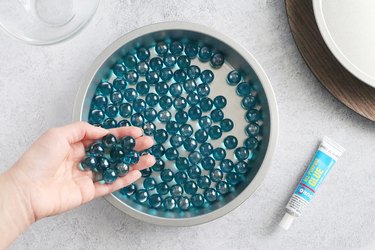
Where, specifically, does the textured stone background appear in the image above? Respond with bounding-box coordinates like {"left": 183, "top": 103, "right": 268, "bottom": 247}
{"left": 1, "top": 0, "right": 374, "bottom": 249}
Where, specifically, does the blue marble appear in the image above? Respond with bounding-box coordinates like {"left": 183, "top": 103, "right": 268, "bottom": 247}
{"left": 163, "top": 54, "right": 177, "bottom": 68}
{"left": 163, "top": 196, "right": 176, "bottom": 210}
{"left": 213, "top": 147, "right": 226, "bottom": 161}
{"left": 226, "top": 172, "right": 240, "bottom": 186}
{"left": 237, "top": 82, "right": 252, "bottom": 96}
{"left": 201, "top": 156, "right": 215, "bottom": 170}
{"left": 198, "top": 116, "right": 212, "bottom": 129}
{"left": 143, "top": 177, "right": 156, "bottom": 190}
{"left": 197, "top": 175, "right": 211, "bottom": 189}
{"left": 151, "top": 158, "right": 165, "bottom": 172}
{"left": 188, "top": 106, "right": 202, "bottom": 120}
{"left": 136, "top": 61, "right": 149, "bottom": 76}
{"left": 227, "top": 70, "right": 241, "bottom": 85}
{"left": 96, "top": 157, "right": 110, "bottom": 172}
{"left": 80, "top": 156, "right": 97, "bottom": 171}
{"left": 198, "top": 46, "right": 212, "bottom": 62}
{"left": 136, "top": 81, "right": 150, "bottom": 95}
{"left": 123, "top": 54, "right": 137, "bottom": 69}
{"left": 159, "top": 95, "right": 173, "bottom": 109}
{"left": 143, "top": 122, "right": 156, "bottom": 136}
{"left": 170, "top": 41, "right": 183, "bottom": 55}
{"left": 244, "top": 137, "right": 259, "bottom": 150}
{"left": 170, "top": 134, "right": 184, "bottom": 148}
{"left": 121, "top": 136, "right": 135, "bottom": 150}
{"left": 210, "top": 52, "right": 225, "bottom": 68}
{"left": 175, "top": 110, "right": 189, "bottom": 124}
{"left": 200, "top": 97, "right": 213, "bottom": 112}
{"left": 235, "top": 161, "right": 249, "bottom": 174}
{"left": 210, "top": 109, "right": 224, "bottom": 122}
{"left": 199, "top": 142, "right": 213, "bottom": 156}
{"left": 183, "top": 79, "right": 197, "bottom": 93}
{"left": 149, "top": 57, "right": 163, "bottom": 71}
{"left": 184, "top": 43, "right": 198, "bottom": 58}
{"left": 154, "top": 129, "right": 168, "bottom": 144}
{"left": 118, "top": 119, "right": 131, "bottom": 127}
{"left": 195, "top": 129, "right": 208, "bottom": 143}
{"left": 110, "top": 146, "right": 125, "bottom": 162}
{"left": 187, "top": 92, "right": 200, "bottom": 106}
{"left": 188, "top": 151, "right": 202, "bottom": 165}
{"left": 245, "top": 109, "right": 261, "bottom": 122}
{"left": 174, "top": 171, "right": 188, "bottom": 185}
{"left": 110, "top": 91, "right": 123, "bottom": 105}
{"left": 119, "top": 103, "right": 132, "bottom": 118}
{"left": 173, "top": 69, "right": 187, "bottom": 83}
{"left": 170, "top": 184, "right": 183, "bottom": 197}
{"left": 165, "top": 121, "right": 179, "bottom": 135}
{"left": 124, "top": 88, "right": 138, "bottom": 102}
{"left": 101, "top": 133, "right": 117, "bottom": 148}
{"left": 136, "top": 47, "right": 150, "bottom": 61}
{"left": 155, "top": 41, "right": 169, "bottom": 56}
{"left": 149, "top": 144, "right": 165, "bottom": 158}
{"left": 124, "top": 150, "right": 140, "bottom": 165}
{"left": 177, "top": 55, "right": 191, "bottom": 69}
{"left": 105, "top": 104, "right": 118, "bottom": 118}
{"left": 245, "top": 123, "right": 260, "bottom": 136}
{"left": 119, "top": 183, "right": 137, "bottom": 196}
{"left": 169, "top": 83, "right": 183, "bottom": 97}
{"left": 145, "top": 93, "right": 159, "bottom": 107}
{"left": 184, "top": 181, "right": 198, "bottom": 195}
{"left": 208, "top": 125, "right": 222, "bottom": 140}
{"left": 141, "top": 168, "right": 152, "bottom": 177}
{"left": 102, "top": 118, "right": 117, "bottom": 129}
{"left": 200, "top": 70, "right": 214, "bottom": 84}
{"left": 125, "top": 70, "right": 139, "bottom": 84}
{"left": 220, "top": 159, "right": 234, "bottom": 173}
{"left": 179, "top": 124, "right": 193, "bottom": 138}
{"left": 213, "top": 95, "right": 227, "bottom": 109}
{"left": 183, "top": 138, "right": 198, "bottom": 152}
{"left": 196, "top": 83, "right": 210, "bottom": 97}
{"left": 187, "top": 165, "right": 201, "bottom": 179}
{"left": 175, "top": 157, "right": 189, "bottom": 171}
{"left": 149, "top": 193, "right": 162, "bottom": 208}
{"left": 159, "top": 68, "right": 173, "bottom": 81}
{"left": 216, "top": 181, "right": 229, "bottom": 195}
{"left": 165, "top": 147, "right": 179, "bottom": 161}
{"left": 204, "top": 188, "right": 217, "bottom": 202}
{"left": 102, "top": 168, "right": 118, "bottom": 184}
{"left": 130, "top": 113, "right": 144, "bottom": 127}
{"left": 220, "top": 118, "right": 234, "bottom": 132}
{"left": 160, "top": 169, "right": 174, "bottom": 182}
{"left": 224, "top": 135, "right": 238, "bottom": 149}
{"left": 133, "top": 99, "right": 146, "bottom": 113}
{"left": 98, "top": 81, "right": 113, "bottom": 96}
{"left": 156, "top": 182, "right": 169, "bottom": 195}
{"left": 178, "top": 196, "right": 190, "bottom": 210}
{"left": 187, "top": 65, "right": 201, "bottom": 79}
{"left": 144, "top": 107, "right": 157, "bottom": 122}
{"left": 145, "top": 71, "right": 159, "bottom": 85}
{"left": 113, "top": 78, "right": 127, "bottom": 91}
{"left": 155, "top": 81, "right": 169, "bottom": 96}
{"left": 191, "top": 194, "right": 205, "bottom": 207}
{"left": 173, "top": 96, "right": 187, "bottom": 110}
{"left": 210, "top": 169, "right": 223, "bottom": 182}
{"left": 242, "top": 95, "right": 256, "bottom": 109}
{"left": 158, "top": 110, "right": 172, "bottom": 123}
{"left": 135, "top": 189, "right": 149, "bottom": 203}
{"left": 113, "top": 63, "right": 126, "bottom": 77}
{"left": 92, "top": 95, "right": 107, "bottom": 109}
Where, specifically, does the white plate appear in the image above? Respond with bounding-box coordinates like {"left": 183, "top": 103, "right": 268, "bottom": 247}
{"left": 313, "top": 0, "right": 375, "bottom": 88}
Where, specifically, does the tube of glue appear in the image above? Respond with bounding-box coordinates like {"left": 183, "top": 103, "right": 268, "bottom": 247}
{"left": 279, "top": 136, "right": 345, "bottom": 230}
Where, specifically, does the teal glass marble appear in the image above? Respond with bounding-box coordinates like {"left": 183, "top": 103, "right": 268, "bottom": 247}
{"left": 118, "top": 119, "right": 131, "bottom": 127}
{"left": 163, "top": 54, "right": 177, "bottom": 68}
{"left": 191, "top": 194, "right": 204, "bottom": 207}
{"left": 204, "top": 188, "right": 217, "bottom": 202}
{"left": 183, "top": 79, "right": 197, "bottom": 93}
{"left": 224, "top": 135, "right": 238, "bottom": 149}
{"left": 196, "top": 83, "right": 210, "bottom": 97}
{"left": 220, "top": 118, "right": 234, "bottom": 132}
{"left": 159, "top": 68, "right": 173, "bottom": 81}
{"left": 154, "top": 129, "right": 168, "bottom": 144}
{"left": 242, "top": 95, "right": 256, "bottom": 109}
{"left": 135, "top": 189, "right": 149, "bottom": 203}
{"left": 130, "top": 113, "right": 144, "bottom": 127}
{"left": 213, "top": 95, "right": 227, "bottom": 109}
{"left": 113, "top": 63, "right": 126, "bottom": 77}
{"left": 200, "top": 97, "right": 213, "bottom": 112}
{"left": 143, "top": 122, "right": 156, "bottom": 136}
{"left": 173, "top": 96, "right": 187, "bottom": 110}
{"left": 198, "top": 46, "right": 212, "bottom": 62}
{"left": 149, "top": 57, "right": 163, "bottom": 71}
{"left": 198, "top": 116, "right": 212, "bottom": 129}
{"left": 113, "top": 78, "right": 127, "bottom": 91}
{"left": 184, "top": 180, "right": 198, "bottom": 195}
{"left": 208, "top": 125, "right": 222, "bottom": 140}
{"left": 213, "top": 147, "right": 226, "bottom": 161}
{"left": 210, "top": 109, "right": 224, "bottom": 122}
{"left": 170, "top": 184, "right": 183, "bottom": 197}
{"left": 159, "top": 95, "right": 173, "bottom": 109}
{"left": 125, "top": 70, "right": 139, "bottom": 84}
{"left": 156, "top": 182, "right": 169, "bottom": 195}
{"left": 235, "top": 161, "right": 249, "bottom": 174}
{"left": 210, "top": 52, "right": 225, "bottom": 68}
{"left": 145, "top": 71, "right": 159, "bottom": 85}
{"left": 184, "top": 43, "right": 198, "bottom": 58}
{"left": 187, "top": 92, "right": 200, "bottom": 106}
{"left": 97, "top": 81, "right": 113, "bottom": 95}
{"left": 175, "top": 110, "right": 188, "bottom": 124}
{"left": 124, "top": 150, "right": 140, "bottom": 165}
{"left": 244, "top": 137, "right": 259, "bottom": 150}
{"left": 152, "top": 159, "right": 165, "bottom": 172}
{"left": 155, "top": 81, "right": 169, "bottom": 96}
{"left": 165, "top": 121, "right": 179, "bottom": 135}
{"left": 124, "top": 88, "right": 138, "bottom": 102}
{"left": 149, "top": 193, "right": 162, "bottom": 208}
{"left": 220, "top": 159, "right": 234, "bottom": 173}
{"left": 158, "top": 110, "right": 172, "bottom": 123}
{"left": 144, "top": 108, "right": 157, "bottom": 122}
{"left": 199, "top": 142, "right": 213, "bottom": 156}
{"left": 123, "top": 54, "right": 137, "bottom": 69}
{"left": 174, "top": 171, "right": 188, "bottom": 185}
{"left": 110, "top": 146, "right": 125, "bottom": 162}
{"left": 245, "top": 109, "right": 260, "bottom": 122}
{"left": 187, "top": 165, "right": 201, "bottom": 179}
{"left": 170, "top": 134, "right": 184, "bottom": 147}
{"left": 175, "top": 157, "right": 189, "bottom": 170}
{"left": 183, "top": 138, "right": 198, "bottom": 152}
{"left": 188, "top": 151, "right": 202, "bottom": 165}
{"left": 80, "top": 156, "right": 97, "bottom": 171}
{"left": 160, "top": 169, "right": 174, "bottom": 182}
{"left": 227, "top": 70, "right": 241, "bottom": 85}
{"left": 103, "top": 168, "right": 118, "bottom": 184}
{"left": 119, "top": 103, "right": 132, "bottom": 118}
{"left": 197, "top": 175, "right": 211, "bottom": 189}
{"left": 216, "top": 181, "right": 229, "bottom": 195}
{"left": 103, "top": 118, "right": 117, "bottom": 129}
{"left": 177, "top": 55, "right": 191, "bottom": 69}
{"left": 143, "top": 177, "right": 156, "bottom": 190}
{"left": 188, "top": 106, "right": 202, "bottom": 120}
{"left": 226, "top": 172, "right": 239, "bottom": 185}
{"left": 121, "top": 136, "right": 135, "bottom": 150}
{"left": 141, "top": 168, "right": 152, "bottom": 177}
{"left": 173, "top": 69, "right": 187, "bottom": 83}
{"left": 179, "top": 124, "right": 193, "bottom": 137}
{"left": 178, "top": 196, "right": 190, "bottom": 210}
{"left": 187, "top": 65, "right": 201, "bottom": 79}
{"left": 195, "top": 129, "right": 208, "bottom": 143}
{"left": 170, "top": 41, "right": 183, "bottom": 55}
{"left": 133, "top": 99, "right": 146, "bottom": 113}
{"left": 149, "top": 144, "right": 165, "bottom": 158}
{"left": 245, "top": 123, "right": 260, "bottom": 136}
{"left": 145, "top": 93, "right": 159, "bottom": 107}
{"left": 136, "top": 81, "right": 150, "bottom": 95}
{"left": 237, "top": 82, "right": 252, "bottom": 96}
{"left": 105, "top": 105, "right": 118, "bottom": 118}
{"left": 210, "top": 168, "right": 223, "bottom": 182}
{"left": 200, "top": 70, "right": 214, "bottom": 84}
{"left": 169, "top": 83, "right": 183, "bottom": 97}
{"left": 163, "top": 196, "right": 176, "bottom": 210}
{"left": 136, "top": 61, "right": 149, "bottom": 76}
{"left": 165, "top": 147, "right": 179, "bottom": 161}
{"left": 92, "top": 95, "right": 107, "bottom": 109}
{"left": 110, "top": 91, "right": 123, "bottom": 105}
{"left": 136, "top": 47, "right": 150, "bottom": 61}
{"left": 155, "top": 41, "right": 168, "bottom": 56}
{"left": 120, "top": 183, "right": 136, "bottom": 196}
{"left": 201, "top": 156, "right": 215, "bottom": 170}
{"left": 97, "top": 157, "right": 110, "bottom": 172}
{"left": 89, "top": 109, "right": 104, "bottom": 124}
{"left": 116, "top": 162, "right": 129, "bottom": 176}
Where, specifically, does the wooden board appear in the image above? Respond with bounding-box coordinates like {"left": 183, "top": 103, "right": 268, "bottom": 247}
{"left": 285, "top": 0, "right": 375, "bottom": 121}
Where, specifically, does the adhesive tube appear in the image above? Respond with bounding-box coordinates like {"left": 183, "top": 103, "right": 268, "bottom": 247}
{"left": 279, "top": 136, "right": 345, "bottom": 230}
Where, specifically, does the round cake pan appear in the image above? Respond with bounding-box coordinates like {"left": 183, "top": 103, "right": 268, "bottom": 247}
{"left": 73, "top": 22, "right": 278, "bottom": 226}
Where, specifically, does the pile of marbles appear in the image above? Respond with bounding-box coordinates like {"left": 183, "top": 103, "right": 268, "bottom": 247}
{"left": 86, "top": 39, "right": 262, "bottom": 211}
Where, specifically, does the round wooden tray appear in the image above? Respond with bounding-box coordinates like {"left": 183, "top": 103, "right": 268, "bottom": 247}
{"left": 285, "top": 0, "right": 375, "bottom": 121}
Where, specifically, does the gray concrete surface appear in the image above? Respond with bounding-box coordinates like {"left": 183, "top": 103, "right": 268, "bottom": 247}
{"left": 1, "top": 0, "right": 374, "bottom": 249}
